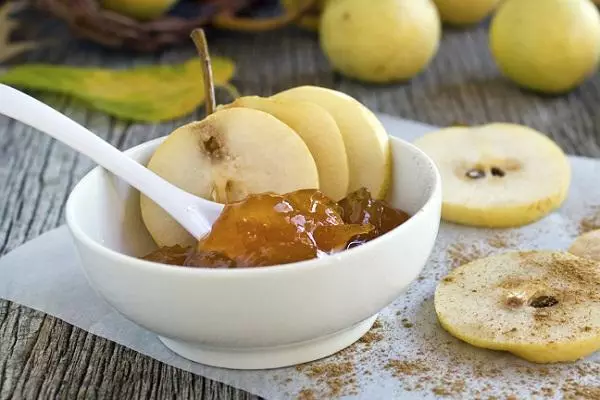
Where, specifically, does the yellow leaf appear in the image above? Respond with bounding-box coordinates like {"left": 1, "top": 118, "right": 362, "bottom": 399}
{"left": 0, "top": 58, "right": 236, "bottom": 122}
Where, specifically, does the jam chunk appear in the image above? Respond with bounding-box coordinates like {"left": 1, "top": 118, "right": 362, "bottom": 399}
{"left": 141, "top": 188, "right": 410, "bottom": 269}
{"left": 142, "top": 245, "right": 193, "bottom": 266}
{"left": 190, "top": 189, "right": 373, "bottom": 268}
{"left": 183, "top": 250, "right": 236, "bottom": 268}
{"left": 338, "top": 188, "right": 410, "bottom": 248}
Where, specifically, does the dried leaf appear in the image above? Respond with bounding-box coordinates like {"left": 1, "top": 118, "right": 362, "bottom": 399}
{"left": 0, "top": 2, "right": 40, "bottom": 63}
{"left": 0, "top": 58, "right": 237, "bottom": 122}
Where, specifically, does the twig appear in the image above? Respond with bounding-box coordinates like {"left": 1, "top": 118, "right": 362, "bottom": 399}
{"left": 190, "top": 28, "right": 215, "bottom": 116}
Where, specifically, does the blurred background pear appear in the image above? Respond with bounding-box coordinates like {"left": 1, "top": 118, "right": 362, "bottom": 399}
{"left": 319, "top": 0, "right": 441, "bottom": 83}
{"left": 433, "top": 0, "right": 501, "bottom": 25}
{"left": 490, "top": 0, "right": 600, "bottom": 94}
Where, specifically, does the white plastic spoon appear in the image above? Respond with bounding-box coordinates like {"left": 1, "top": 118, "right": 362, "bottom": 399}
{"left": 0, "top": 83, "right": 224, "bottom": 239}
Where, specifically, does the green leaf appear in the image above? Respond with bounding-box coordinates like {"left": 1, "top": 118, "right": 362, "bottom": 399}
{"left": 0, "top": 58, "right": 236, "bottom": 122}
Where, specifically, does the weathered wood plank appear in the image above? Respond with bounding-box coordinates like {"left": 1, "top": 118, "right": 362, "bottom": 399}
{"left": 1, "top": 11, "right": 600, "bottom": 400}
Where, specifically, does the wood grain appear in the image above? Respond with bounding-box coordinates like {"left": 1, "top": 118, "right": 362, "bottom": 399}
{"left": 1, "top": 12, "right": 600, "bottom": 400}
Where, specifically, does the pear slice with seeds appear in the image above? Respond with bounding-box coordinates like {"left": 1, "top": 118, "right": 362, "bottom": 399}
{"left": 414, "top": 123, "right": 570, "bottom": 227}
{"left": 273, "top": 86, "right": 391, "bottom": 199}
{"left": 569, "top": 230, "right": 600, "bottom": 262}
{"left": 435, "top": 251, "right": 600, "bottom": 363}
{"left": 222, "top": 95, "right": 350, "bottom": 201}
{"left": 140, "top": 107, "right": 319, "bottom": 247}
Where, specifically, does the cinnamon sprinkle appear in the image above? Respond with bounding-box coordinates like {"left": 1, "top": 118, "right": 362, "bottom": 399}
{"left": 487, "top": 232, "right": 520, "bottom": 249}
{"left": 296, "top": 361, "right": 355, "bottom": 397}
{"left": 401, "top": 318, "right": 414, "bottom": 328}
{"left": 446, "top": 243, "right": 492, "bottom": 268}
{"left": 303, "top": 362, "right": 354, "bottom": 379}
{"left": 294, "top": 319, "right": 389, "bottom": 397}
{"left": 563, "top": 383, "right": 600, "bottom": 400}
{"left": 432, "top": 379, "right": 465, "bottom": 397}
{"left": 385, "top": 359, "right": 430, "bottom": 377}
{"left": 359, "top": 331, "right": 383, "bottom": 345}
{"left": 447, "top": 233, "right": 520, "bottom": 269}
{"left": 296, "top": 389, "right": 316, "bottom": 400}
{"left": 286, "top": 232, "right": 600, "bottom": 399}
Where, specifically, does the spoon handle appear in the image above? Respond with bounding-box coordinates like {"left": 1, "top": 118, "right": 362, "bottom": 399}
{"left": 0, "top": 84, "right": 220, "bottom": 239}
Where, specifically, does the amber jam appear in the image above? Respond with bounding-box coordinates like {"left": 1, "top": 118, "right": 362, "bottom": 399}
{"left": 142, "top": 188, "right": 410, "bottom": 268}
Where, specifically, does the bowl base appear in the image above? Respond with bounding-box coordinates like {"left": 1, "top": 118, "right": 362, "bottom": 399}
{"left": 158, "top": 314, "right": 378, "bottom": 370}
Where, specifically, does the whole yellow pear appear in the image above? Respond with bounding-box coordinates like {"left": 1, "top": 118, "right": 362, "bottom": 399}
{"left": 490, "top": 0, "right": 600, "bottom": 94}
{"left": 320, "top": 0, "right": 441, "bottom": 83}
{"left": 102, "top": 0, "right": 178, "bottom": 21}
{"left": 433, "top": 0, "right": 501, "bottom": 25}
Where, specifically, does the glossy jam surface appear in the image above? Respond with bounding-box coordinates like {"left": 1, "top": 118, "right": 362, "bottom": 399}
{"left": 338, "top": 188, "right": 410, "bottom": 249}
{"left": 141, "top": 245, "right": 193, "bottom": 266}
{"left": 142, "top": 188, "right": 410, "bottom": 268}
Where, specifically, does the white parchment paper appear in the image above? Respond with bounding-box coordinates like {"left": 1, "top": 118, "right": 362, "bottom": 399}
{"left": 2, "top": 115, "right": 600, "bottom": 399}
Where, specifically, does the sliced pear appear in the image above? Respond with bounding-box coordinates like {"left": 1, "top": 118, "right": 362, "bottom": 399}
{"left": 222, "top": 96, "right": 350, "bottom": 201}
{"left": 569, "top": 230, "right": 600, "bottom": 262}
{"left": 272, "top": 86, "right": 391, "bottom": 199}
{"left": 140, "top": 107, "right": 319, "bottom": 247}
{"left": 435, "top": 251, "right": 600, "bottom": 363}
{"left": 414, "top": 123, "right": 571, "bottom": 228}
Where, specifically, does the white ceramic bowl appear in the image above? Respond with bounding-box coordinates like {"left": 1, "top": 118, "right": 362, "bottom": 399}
{"left": 65, "top": 135, "right": 441, "bottom": 370}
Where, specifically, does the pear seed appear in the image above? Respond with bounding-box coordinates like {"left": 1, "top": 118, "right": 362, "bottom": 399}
{"left": 529, "top": 295, "right": 559, "bottom": 308}
{"left": 491, "top": 167, "right": 506, "bottom": 177}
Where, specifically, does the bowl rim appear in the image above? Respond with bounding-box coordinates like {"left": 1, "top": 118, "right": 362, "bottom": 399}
{"left": 65, "top": 135, "right": 441, "bottom": 277}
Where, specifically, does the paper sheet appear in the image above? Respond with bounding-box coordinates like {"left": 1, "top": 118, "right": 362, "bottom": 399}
{"left": 2, "top": 115, "right": 600, "bottom": 399}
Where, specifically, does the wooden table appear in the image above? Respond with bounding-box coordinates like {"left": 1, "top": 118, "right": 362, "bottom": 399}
{"left": 1, "top": 12, "right": 600, "bottom": 399}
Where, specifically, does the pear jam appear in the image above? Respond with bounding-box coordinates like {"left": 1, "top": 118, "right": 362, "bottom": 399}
{"left": 142, "top": 188, "right": 409, "bottom": 268}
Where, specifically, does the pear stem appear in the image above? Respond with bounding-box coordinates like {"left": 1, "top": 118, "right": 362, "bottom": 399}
{"left": 191, "top": 29, "right": 216, "bottom": 116}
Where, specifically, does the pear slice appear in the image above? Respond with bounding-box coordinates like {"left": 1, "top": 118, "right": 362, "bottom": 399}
{"left": 140, "top": 107, "right": 319, "bottom": 247}
{"left": 435, "top": 251, "right": 600, "bottom": 363}
{"left": 413, "top": 123, "right": 571, "bottom": 228}
{"left": 272, "top": 86, "right": 391, "bottom": 199}
{"left": 569, "top": 230, "right": 600, "bottom": 262}
{"left": 222, "top": 96, "right": 350, "bottom": 201}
